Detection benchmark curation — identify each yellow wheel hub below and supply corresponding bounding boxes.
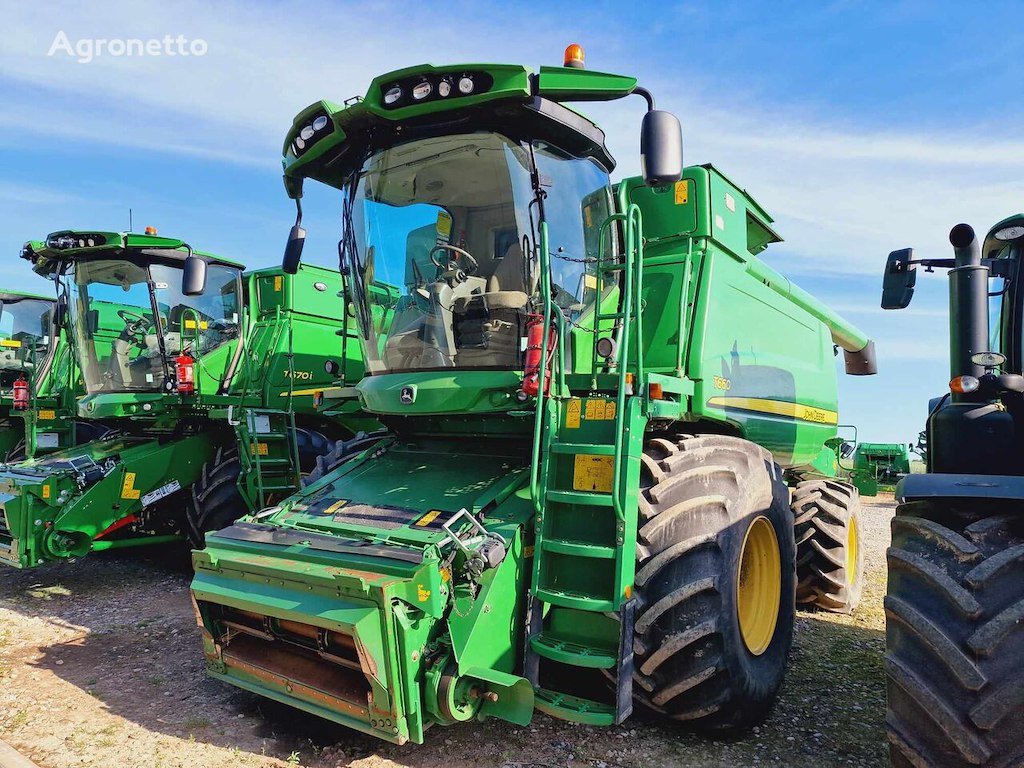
[847,515,859,587]
[737,515,781,656]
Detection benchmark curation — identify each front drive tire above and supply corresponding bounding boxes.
[886,501,1024,768]
[632,434,796,730]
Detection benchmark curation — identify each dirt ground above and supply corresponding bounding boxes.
[0,494,894,768]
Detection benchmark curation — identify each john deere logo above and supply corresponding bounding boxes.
[400,386,416,404]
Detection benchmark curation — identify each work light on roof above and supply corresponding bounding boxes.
[413,81,432,100]
[384,85,402,105]
[300,125,315,141]
[994,225,1024,242]
[458,76,474,94]
[438,79,452,97]
[312,115,328,131]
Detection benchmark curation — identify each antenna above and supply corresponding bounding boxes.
[129,208,133,233]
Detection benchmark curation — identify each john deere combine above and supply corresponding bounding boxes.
[0,230,367,568]
[191,50,876,743]
[0,289,84,460]
[881,216,1024,767]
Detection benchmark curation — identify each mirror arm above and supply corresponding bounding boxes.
[632,86,655,112]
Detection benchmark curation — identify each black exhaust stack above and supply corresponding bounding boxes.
[948,223,988,390]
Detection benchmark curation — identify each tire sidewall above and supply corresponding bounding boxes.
[719,476,796,716]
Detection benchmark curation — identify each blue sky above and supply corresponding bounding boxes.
[1,0,1022,443]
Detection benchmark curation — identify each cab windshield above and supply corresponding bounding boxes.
[0,299,54,380]
[344,131,613,374]
[68,258,241,393]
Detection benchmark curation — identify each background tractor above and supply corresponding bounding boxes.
[881,216,1024,767]
[191,50,876,744]
[0,289,86,461]
[0,229,370,568]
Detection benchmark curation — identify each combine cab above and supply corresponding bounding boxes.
[0,289,82,461]
[192,49,875,743]
[1,230,370,568]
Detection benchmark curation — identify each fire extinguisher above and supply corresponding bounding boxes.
[12,375,29,411]
[175,347,195,395]
[522,313,556,397]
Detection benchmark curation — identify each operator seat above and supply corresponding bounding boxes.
[453,243,534,367]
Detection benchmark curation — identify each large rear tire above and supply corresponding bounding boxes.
[632,434,795,730]
[185,427,348,549]
[885,501,1024,768]
[792,479,864,613]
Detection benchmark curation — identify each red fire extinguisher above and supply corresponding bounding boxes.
[175,347,195,395]
[12,375,29,411]
[523,313,556,397]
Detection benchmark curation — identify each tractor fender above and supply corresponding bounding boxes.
[897,472,1024,503]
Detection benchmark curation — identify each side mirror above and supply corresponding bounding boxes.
[881,248,917,309]
[182,255,208,296]
[283,224,306,275]
[52,300,67,329]
[640,110,683,186]
[841,441,855,459]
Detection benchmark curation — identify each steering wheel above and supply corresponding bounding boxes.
[429,244,479,275]
[117,309,150,337]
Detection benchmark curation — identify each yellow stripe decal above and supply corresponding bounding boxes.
[279,388,322,397]
[707,396,838,425]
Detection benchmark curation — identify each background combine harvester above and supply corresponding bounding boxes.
[0,289,87,461]
[882,215,1024,768]
[0,229,371,568]
[191,48,876,744]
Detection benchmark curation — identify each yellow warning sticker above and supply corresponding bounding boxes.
[274,275,283,292]
[37,410,55,420]
[566,398,582,429]
[250,442,269,456]
[417,584,431,602]
[435,211,453,242]
[121,472,141,500]
[183,319,209,330]
[573,455,614,493]
[674,180,689,205]
[0,339,21,348]
[415,509,442,527]
[42,485,51,499]
[584,399,615,421]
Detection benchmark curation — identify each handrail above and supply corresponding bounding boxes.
[529,222,553,512]
[610,206,641,521]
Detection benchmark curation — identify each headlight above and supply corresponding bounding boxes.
[438,79,452,97]
[295,136,306,150]
[994,225,1024,241]
[383,85,402,104]
[458,76,474,94]
[413,82,432,100]
[312,115,328,131]
[299,125,314,141]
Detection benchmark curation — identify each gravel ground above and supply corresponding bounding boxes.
[0,493,895,768]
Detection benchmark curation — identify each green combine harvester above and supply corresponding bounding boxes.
[851,442,911,495]
[0,229,369,568]
[191,49,876,743]
[0,289,85,461]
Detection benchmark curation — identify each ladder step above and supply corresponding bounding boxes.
[545,490,613,507]
[534,688,615,726]
[248,458,293,468]
[549,443,615,456]
[535,588,616,613]
[530,633,617,668]
[541,538,616,559]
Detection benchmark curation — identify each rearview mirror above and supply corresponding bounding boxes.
[283,224,306,275]
[640,110,683,187]
[52,299,67,329]
[182,255,208,296]
[881,248,917,309]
